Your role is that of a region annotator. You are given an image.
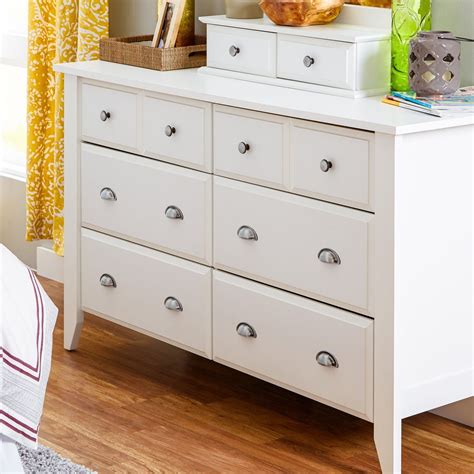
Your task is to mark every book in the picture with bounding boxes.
[392,87,474,110]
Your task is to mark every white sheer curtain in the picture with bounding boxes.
[0,1,28,179]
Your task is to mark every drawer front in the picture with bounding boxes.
[277,35,356,90]
[207,25,276,77]
[81,229,212,357]
[214,106,288,188]
[81,83,138,150]
[214,177,372,314]
[81,144,212,264]
[143,94,212,172]
[290,120,373,210]
[213,271,373,420]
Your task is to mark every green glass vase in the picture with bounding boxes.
[391,0,432,91]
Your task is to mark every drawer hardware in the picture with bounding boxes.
[318,248,341,265]
[99,274,117,288]
[165,205,184,220]
[237,225,258,241]
[164,296,183,312]
[236,322,257,338]
[165,125,176,137]
[100,110,111,122]
[238,142,250,154]
[100,187,117,201]
[320,159,333,173]
[303,56,315,68]
[229,45,240,57]
[316,351,339,368]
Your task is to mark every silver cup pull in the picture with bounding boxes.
[164,296,183,312]
[236,322,257,338]
[320,159,333,173]
[318,248,341,265]
[100,110,111,122]
[229,45,240,57]
[165,205,184,220]
[316,351,339,368]
[100,274,117,288]
[303,55,315,68]
[238,142,250,154]
[100,187,117,201]
[165,125,176,137]
[237,225,258,241]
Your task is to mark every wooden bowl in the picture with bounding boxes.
[260,0,345,26]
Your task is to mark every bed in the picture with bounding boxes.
[0,244,58,472]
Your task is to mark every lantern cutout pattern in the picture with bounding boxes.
[409,31,461,95]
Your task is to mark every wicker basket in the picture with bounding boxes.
[100,35,206,71]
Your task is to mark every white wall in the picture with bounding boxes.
[109,0,225,37]
[432,0,474,87]
[0,176,43,268]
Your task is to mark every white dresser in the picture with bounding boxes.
[55,60,473,473]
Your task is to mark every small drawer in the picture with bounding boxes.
[213,271,373,420]
[213,105,288,189]
[81,83,138,150]
[207,25,276,78]
[214,177,373,315]
[290,120,373,210]
[277,35,356,90]
[81,229,212,357]
[143,93,212,172]
[81,144,212,265]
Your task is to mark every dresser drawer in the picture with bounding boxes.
[207,25,276,77]
[290,120,373,210]
[214,105,288,188]
[81,83,138,150]
[81,229,212,357]
[214,177,373,314]
[81,144,212,265]
[277,35,356,90]
[143,94,212,172]
[213,271,373,420]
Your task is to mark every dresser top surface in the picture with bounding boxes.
[199,15,390,43]
[56,61,474,135]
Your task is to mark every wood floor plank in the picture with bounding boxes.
[37,276,474,473]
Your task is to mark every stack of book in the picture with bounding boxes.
[383,86,474,117]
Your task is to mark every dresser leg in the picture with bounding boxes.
[374,417,402,473]
[64,308,84,351]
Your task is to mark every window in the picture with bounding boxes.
[0,1,28,179]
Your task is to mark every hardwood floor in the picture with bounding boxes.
[38,276,474,473]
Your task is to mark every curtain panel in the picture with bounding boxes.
[26,0,108,256]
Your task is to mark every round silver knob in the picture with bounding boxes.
[229,45,240,57]
[100,187,117,201]
[303,56,315,68]
[165,125,176,137]
[164,296,183,312]
[320,159,333,173]
[238,142,250,154]
[165,205,184,220]
[316,351,339,368]
[318,248,341,265]
[236,322,257,338]
[100,110,111,122]
[100,274,117,288]
[237,225,258,241]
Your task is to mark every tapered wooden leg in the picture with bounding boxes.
[374,415,402,473]
[64,307,84,351]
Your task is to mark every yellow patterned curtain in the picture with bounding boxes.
[26,0,108,256]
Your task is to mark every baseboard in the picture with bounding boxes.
[36,246,64,283]
[431,397,474,427]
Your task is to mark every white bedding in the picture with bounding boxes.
[0,245,58,459]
